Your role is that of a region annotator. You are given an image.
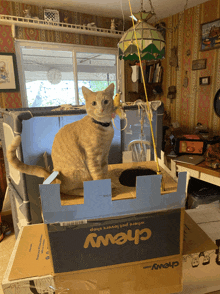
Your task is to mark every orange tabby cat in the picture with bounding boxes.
[6,83,115,195]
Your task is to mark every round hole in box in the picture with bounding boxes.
[119,168,157,187]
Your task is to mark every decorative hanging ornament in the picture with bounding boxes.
[118,10,165,61]
[47,68,62,85]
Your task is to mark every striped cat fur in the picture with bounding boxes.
[6,83,115,195]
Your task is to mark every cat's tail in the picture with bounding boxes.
[6,136,51,180]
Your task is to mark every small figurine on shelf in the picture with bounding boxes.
[87,22,97,30]
[64,16,69,24]
[32,16,39,23]
[111,19,116,31]
[23,8,31,18]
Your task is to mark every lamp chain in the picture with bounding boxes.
[148,0,189,32]
[141,0,144,11]
[148,0,155,14]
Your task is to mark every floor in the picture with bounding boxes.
[0,214,15,294]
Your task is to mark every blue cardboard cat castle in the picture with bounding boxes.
[38,166,187,293]
[0,103,163,237]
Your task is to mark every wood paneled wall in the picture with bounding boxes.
[160,0,220,134]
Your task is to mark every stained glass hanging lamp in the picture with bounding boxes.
[118,0,165,61]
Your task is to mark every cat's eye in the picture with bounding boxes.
[92,101,97,106]
[104,100,109,105]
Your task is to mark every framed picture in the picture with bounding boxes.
[192,59,206,70]
[0,53,19,92]
[201,18,220,51]
[199,76,210,85]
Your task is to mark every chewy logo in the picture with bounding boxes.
[144,261,179,270]
[84,228,152,248]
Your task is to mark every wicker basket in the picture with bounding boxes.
[44,9,60,23]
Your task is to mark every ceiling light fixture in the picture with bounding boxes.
[118,0,165,61]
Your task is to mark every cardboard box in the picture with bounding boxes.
[180,207,220,294]
[2,211,217,294]
[47,209,182,274]
[35,162,187,293]
[1,224,55,294]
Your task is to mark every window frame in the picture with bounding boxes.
[15,40,123,107]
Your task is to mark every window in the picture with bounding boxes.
[21,48,75,107]
[76,52,117,105]
[15,41,120,107]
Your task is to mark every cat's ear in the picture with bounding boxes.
[82,86,93,100]
[105,83,114,97]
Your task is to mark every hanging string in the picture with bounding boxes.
[128,0,161,175]
[149,0,189,33]
[112,116,128,131]
[120,0,125,32]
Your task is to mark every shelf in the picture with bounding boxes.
[0,14,124,38]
